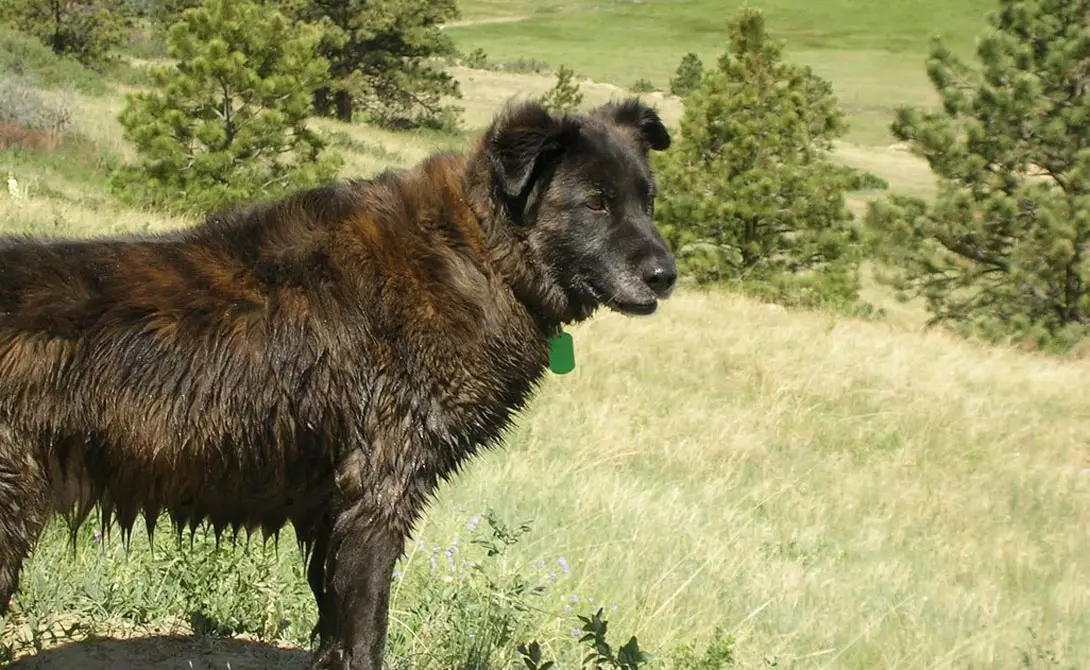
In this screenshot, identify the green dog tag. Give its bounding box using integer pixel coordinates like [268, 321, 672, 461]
[547, 331, 575, 375]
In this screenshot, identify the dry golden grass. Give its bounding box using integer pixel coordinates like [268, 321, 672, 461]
[65, 91, 135, 160]
[451, 65, 682, 130]
[2, 197, 190, 238]
[834, 140, 937, 202]
[415, 288, 1090, 667]
[6, 288, 1085, 668]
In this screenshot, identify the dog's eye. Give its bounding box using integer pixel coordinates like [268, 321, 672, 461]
[586, 199, 607, 213]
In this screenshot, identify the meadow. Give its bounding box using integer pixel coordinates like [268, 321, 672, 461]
[2, 0, 1089, 668]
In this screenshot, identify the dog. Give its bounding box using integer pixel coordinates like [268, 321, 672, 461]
[0, 97, 675, 669]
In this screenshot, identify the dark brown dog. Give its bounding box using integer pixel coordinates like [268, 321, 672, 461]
[0, 98, 675, 669]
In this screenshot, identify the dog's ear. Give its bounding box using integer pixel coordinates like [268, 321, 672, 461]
[593, 98, 671, 152]
[485, 100, 580, 199]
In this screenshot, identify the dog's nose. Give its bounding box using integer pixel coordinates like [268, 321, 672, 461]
[640, 257, 677, 297]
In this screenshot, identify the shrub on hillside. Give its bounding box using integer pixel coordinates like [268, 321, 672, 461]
[0, 76, 74, 137]
[836, 165, 889, 191]
[500, 57, 550, 74]
[110, 0, 342, 215]
[654, 6, 863, 310]
[541, 65, 584, 114]
[463, 47, 490, 69]
[1, 0, 133, 70]
[669, 52, 704, 97]
[0, 27, 106, 94]
[865, 0, 1090, 351]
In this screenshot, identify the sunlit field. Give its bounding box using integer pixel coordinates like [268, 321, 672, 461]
[3, 1, 1087, 668]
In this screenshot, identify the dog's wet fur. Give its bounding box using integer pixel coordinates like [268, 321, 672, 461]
[0, 98, 675, 669]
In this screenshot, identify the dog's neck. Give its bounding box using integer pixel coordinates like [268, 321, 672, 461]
[462, 151, 592, 338]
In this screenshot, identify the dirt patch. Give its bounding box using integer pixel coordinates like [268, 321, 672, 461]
[7, 635, 309, 670]
[443, 15, 532, 29]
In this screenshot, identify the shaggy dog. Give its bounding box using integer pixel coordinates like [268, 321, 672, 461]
[0, 98, 676, 669]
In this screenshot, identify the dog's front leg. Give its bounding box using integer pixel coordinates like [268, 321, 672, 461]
[309, 501, 404, 670]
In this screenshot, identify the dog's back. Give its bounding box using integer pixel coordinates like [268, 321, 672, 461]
[0, 192, 346, 549]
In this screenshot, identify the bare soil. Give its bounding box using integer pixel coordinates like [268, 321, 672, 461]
[7, 636, 309, 670]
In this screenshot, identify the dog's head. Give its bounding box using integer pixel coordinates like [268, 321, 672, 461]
[482, 98, 676, 320]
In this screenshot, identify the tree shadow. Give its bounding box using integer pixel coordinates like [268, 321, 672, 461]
[6, 634, 311, 669]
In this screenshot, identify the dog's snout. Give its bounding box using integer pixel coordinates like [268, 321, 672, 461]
[640, 256, 677, 297]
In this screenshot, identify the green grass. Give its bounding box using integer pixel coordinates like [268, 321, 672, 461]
[448, 0, 995, 145]
[456, 0, 995, 53]
[1, 138, 117, 198]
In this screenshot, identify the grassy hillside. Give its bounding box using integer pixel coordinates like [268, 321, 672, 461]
[448, 0, 995, 146]
[4, 1, 1089, 669]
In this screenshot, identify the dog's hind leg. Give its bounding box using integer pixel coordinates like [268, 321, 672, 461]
[0, 433, 50, 617]
[304, 517, 334, 645]
[309, 501, 407, 670]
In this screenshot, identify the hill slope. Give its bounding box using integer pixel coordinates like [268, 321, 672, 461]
[448, 0, 996, 145]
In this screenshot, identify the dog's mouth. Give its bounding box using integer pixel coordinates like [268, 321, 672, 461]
[578, 277, 659, 316]
[607, 297, 658, 316]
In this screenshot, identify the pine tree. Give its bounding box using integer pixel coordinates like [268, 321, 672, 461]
[540, 65, 584, 114]
[145, 0, 201, 27]
[287, 0, 462, 130]
[654, 5, 862, 309]
[669, 52, 704, 97]
[1, 0, 132, 69]
[110, 0, 342, 215]
[865, 0, 1090, 349]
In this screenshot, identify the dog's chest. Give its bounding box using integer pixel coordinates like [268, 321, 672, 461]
[438, 322, 546, 444]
